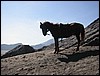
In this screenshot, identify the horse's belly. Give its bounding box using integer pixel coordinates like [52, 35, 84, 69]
[51, 29, 73, 38]
[52, 32, 72, 38]
[60, 31, 72, 37]
[58, 33, 71, 38]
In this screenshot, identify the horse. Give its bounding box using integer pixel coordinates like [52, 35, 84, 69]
[40, 21, 85, 54]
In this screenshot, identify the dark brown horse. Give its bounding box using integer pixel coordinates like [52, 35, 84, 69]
[40, 21, 85, 54]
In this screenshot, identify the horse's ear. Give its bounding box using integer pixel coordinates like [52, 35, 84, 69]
[40, 22, 42, 25]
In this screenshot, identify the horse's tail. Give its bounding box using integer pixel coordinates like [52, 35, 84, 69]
[80, 25, 85, 41]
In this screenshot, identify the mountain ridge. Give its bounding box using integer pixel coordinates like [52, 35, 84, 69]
[1, 39, 54, 54]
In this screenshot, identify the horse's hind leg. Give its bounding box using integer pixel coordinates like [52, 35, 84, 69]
[76, 35, 80, 51]
[54, 38, 59, 54]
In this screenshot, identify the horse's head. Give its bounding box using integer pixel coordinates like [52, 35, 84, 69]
[40, 22, 49, 36]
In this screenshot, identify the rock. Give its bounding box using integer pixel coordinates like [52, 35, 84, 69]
[1, 45, 36, 59]
[17, 68, 23, 71]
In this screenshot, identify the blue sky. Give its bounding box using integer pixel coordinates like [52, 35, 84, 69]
[1, 1, 99, 45]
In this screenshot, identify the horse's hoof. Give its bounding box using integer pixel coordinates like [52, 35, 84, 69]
[76, 49, 79, 52]
[73, 52, 76, 54]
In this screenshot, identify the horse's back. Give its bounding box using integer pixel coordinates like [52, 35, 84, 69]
[70, 23, 84, 35]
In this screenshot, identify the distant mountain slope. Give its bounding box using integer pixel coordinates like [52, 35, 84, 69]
[31, 39, 54, 49]
[1, 43, 23, 50]
[1, 39, 54, 52]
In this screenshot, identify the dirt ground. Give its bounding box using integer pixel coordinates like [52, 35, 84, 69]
[1, 46, 99, 75]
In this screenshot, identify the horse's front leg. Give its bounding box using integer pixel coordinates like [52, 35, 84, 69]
[54, 38, 59, 54]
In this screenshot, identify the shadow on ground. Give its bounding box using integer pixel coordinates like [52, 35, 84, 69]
[58, 49, 99, 63]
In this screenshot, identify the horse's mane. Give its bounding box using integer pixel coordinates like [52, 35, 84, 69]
[44, 21, 78, 27]
[44, 21, 53, 25]
[44, 21, 61, 27]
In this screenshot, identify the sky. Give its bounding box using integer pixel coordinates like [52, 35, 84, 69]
[1, 1, 99, 45]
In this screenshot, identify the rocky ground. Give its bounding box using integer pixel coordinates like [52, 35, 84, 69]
[1, 18, 99, 75]
[1, 46, 99, 75]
